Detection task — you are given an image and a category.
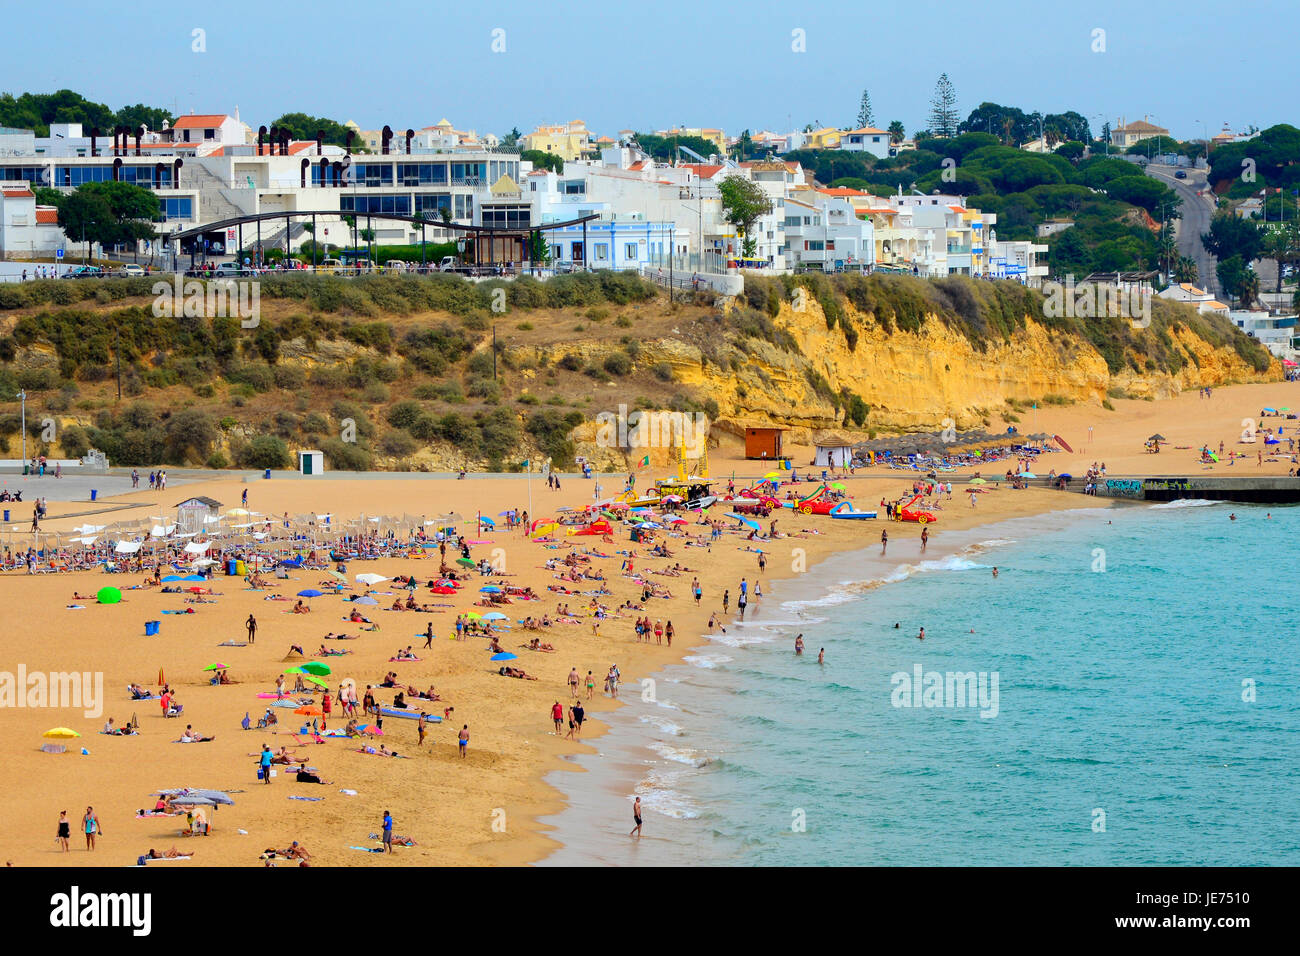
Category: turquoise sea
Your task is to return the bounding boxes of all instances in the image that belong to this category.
[539,500,1300,866]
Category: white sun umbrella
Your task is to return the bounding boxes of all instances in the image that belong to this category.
[356,573,387,586]
[114,541,142,554]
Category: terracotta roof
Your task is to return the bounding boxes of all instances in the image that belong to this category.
[818,187,866,197]
[36,208,59,224]
[845,126,888,135]
[681,163,724,179]
[1,187,33,198]
[948,205,967,213]
[172,114,232,128]
[1115,120,1167,132]
[1204,300,1230,309]
[628,160,647,171]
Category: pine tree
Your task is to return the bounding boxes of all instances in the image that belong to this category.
[856,90,875,129]
[928,73,959,139]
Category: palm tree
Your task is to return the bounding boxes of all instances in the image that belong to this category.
[1260,225,1298,294]
[1240,268,1260,308]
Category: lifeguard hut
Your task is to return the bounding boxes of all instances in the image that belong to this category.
[297,450,325,475]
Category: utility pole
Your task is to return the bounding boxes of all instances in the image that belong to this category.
[17,389,26,469]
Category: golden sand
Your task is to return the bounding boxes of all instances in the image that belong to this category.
[0,380,1294,867]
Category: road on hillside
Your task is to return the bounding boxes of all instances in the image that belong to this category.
[1147,163,1220,297]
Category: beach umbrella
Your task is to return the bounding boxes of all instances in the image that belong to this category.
[161,575,184,583]
[272,699,303,709]
[1059,473,1073,481]
[96,587,122,605]
[465,611,482,620]
[667,516,688,524]
[300,662,331,676]
[497,511,515,518]
[325,570,347,582]
[830,482,847,490]
[479,516,496,526]
[227,508,251,517]
[490,652,517,661]
[353,595,378,606]
[430,586,456,595]
[607,502,628,510]
[1148,434,1166,442]
[1018,472,1037,479]
[169,795,217,807]
[356,573,387,586]
[479,585,502,594]
[203,663,228,671]
[456,557,475,567]
[763,471,782,479]
[187,586,208,594]
[482,611,507,621]
[297,589,323,598]
[183,574,206,582]
[301,675,329,689]
[294,706,323,716]
[42,728,80,739]
[969,478,987,485]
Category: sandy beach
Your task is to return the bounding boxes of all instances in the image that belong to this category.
[0,379,1296,867]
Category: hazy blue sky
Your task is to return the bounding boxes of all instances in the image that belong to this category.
[6,0,1294,141]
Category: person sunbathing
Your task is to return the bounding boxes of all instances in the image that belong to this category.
[179,725,214,742]
[292,600,311,614]
[359,744,397,756]
[348,610,371,623]
[129,684,151,699]
[145,847,192,859]
[217,670,233,685]
[391,692,409,709]
[393,646,417,660]
[318,644,352,656]
[499,665,538,680]
[294,769,332,784]
[379,672,399,688]
[390,598,405,611]
[73,592,97,601]
[405,684,441,701]
[522,637,555,652]
[269,746,297,765]
[281,841,310,860]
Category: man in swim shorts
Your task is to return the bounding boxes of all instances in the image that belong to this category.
[630,796,642,838]
[458,724,469,757]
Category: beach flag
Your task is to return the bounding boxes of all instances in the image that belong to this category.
[638,455,650,467]
[157,667,165,687]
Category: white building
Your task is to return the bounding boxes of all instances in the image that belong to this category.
[837,126,891,159]
[0,185,66,257]
[1229,310,1298,357]
[783,193,874,272]
[1158,282,1230,316]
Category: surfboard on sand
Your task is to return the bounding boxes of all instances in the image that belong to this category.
[1054,434,1074,453]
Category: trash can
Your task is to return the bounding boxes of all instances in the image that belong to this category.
[90,489,98,501]
[226,559,238,576]
[2,510,8,522]
[144,621,159,636]
[264,469,271,479]
[22,465,28,476]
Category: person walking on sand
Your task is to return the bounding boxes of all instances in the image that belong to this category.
[567,667,580,697]
[57,811,70,852]
[82,807,101,850]
[630,796,643,838]
[722,590,730,614]
[417,712,427,747]
[552,700,564,735]
[573,700,585,739]
[970,492,977,508]
[260,744,273,783]
[423,622,433,649]
[458,724,469,757]
[920,527,929,553]
[246,613,257,644]
[382,811,393,853]
[665,621,674,647]
[586,670,595,699]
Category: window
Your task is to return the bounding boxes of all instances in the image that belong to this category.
[454,194,473,220]
[397,163,448,186]
[826,240,835,250]
[624,242,637,259]
[340,194,411,214]
[805,240,824,251]
[158,197,193,221]
[415,193,451,216]
[594,243,609,261]
[354,163,394,187]
[1,167,47,184]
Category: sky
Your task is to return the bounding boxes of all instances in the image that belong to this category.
[5,0,1296,143]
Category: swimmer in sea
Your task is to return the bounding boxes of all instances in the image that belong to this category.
[794,634,804,655]
[917,627,925,641]
[817,648,824,664]
[1230,513,1237,521]
[992,567,999,578]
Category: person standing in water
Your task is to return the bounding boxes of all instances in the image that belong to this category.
[920,527,929,552]
[630,796,643,838]
[881,529,888,554]
[817,648,825,664]
[917,627,926,641]
[794,634,804,655]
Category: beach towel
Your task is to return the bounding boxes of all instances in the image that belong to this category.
[348,846,384,853]
[388,656,422,662]
[217,641,249,647]
[66,604,85,609]
[161,609,195,615]
[288,795,324,801]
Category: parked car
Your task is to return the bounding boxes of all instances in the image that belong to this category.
[1174,170,1187,179]
[117,264,145,277]
[316,258,344,273]
[212,262,253,278]
[61,266,104,279]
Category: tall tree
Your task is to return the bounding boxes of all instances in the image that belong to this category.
[718,175,773,258]
[1202,213,1263,263]
[1260,224,1299,293]
[928,73,959,139]
[887,120,905,144]
[856,90,875,129]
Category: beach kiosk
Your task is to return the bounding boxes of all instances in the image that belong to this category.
[175,496,222,535]
[813,432,854,468]
[297,450,325,475]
